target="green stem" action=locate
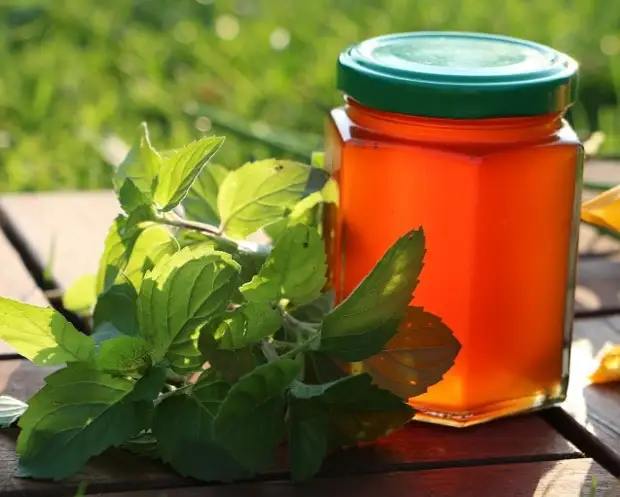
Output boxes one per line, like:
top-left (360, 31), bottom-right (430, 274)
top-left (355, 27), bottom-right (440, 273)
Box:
top-left (261, 340), bottom-right (281, 361)
top-left (155, 384), bottom-right (191, 404)
top-left (156, 215), bottom-right (222, 237)
top-left (281, 333), bottom-right (320, 359)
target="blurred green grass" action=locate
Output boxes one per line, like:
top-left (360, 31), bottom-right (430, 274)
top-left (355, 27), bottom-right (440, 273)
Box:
top-left (0, 0), bottom-right (619, 192)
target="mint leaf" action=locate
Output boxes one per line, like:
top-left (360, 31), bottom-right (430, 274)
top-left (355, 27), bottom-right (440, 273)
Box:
top-left (165, 323), bottom-right (204, 375)
top-left (183, 163), bottom-right (229, 225)
top-left (138, 245), bottom-right (240, 362)
top-left (0, 396), bottom-right (28, 428)
top-left (290, 373), bottom-right (414, 447)
top-left (212, 359), bottom-right (301, 472)
top-left (153, 376), bottom-right (250, 482)
top-left (96, 216), bottom-right (139, 293)
top-left (122, 226), bottom-right (179, 291)
top-left (93, 278), bottom-right (139, 336)
top-left (363, 307), bottom-right (461, 399)
top-left (17, 363), bottom-right (155, 479)
top-left (91, 323), bottom-right (123, 346)
top-left (304, 351), bottom-right (346, 385)
top-left (96, 336), bottom-right (153, 375)
top-left (292, 291), bottom-right (335, 324)
top-left (113, 122), bottom-right (161, 197)
top-left (320, 229), bottom-right (425, 362)
top-left (210, 302), bottom-right (281, 350)
top-left (122, 433), bottom-right (160, 460)
top-left (241, 225), bottom-right (326, 306)
top-left (154, 136), bottom-right (224, 212)
top-left (0, 298), bottom-right (94, 366)
top-left (96, 220), bottom-right (177, 294)
top-left (199, 333), bottom-right (263, 382)
top-left (288, 397), bottom-right (328, 482)
top-left (311, 151), bottom-right (325, 169)
top-left (119, 178), bottom-right (152, 214)
top-left (62, 274), bottom-right (97, 315)
top-left (218, 159), bottom-right (320, 238)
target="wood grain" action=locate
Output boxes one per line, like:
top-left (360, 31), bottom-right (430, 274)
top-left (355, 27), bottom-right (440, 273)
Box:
top-left (0, 191), bottom-right (118, 291)
top-left (0, 231), bottom-right (50, 355)
top-left (85, 459), bottom-right (619, 497)
top-left (0, 358), bottom-right (582, 496)
top-left (560, 317), bottom-right (620, 472)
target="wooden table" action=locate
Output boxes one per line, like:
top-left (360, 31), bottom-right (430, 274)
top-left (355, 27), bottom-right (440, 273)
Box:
top-left (1, 182), bottom-right (620, 495)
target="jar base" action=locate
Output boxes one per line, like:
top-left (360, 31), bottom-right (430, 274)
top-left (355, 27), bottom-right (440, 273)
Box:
top-left (410, 391), bottom-right (565, 428)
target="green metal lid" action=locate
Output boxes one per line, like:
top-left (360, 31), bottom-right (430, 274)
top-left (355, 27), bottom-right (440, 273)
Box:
top-left (337, 31), bottom-right (579, 119)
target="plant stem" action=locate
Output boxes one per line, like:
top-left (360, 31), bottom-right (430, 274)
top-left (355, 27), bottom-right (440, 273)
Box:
top-left (261, 340), bottom-right (281, 361)
top-left (156, 215), bottom-right (222, 237)
top-left (281, 333), bottom-right (320, 359)
top-left (155, 384), bottom-right (191, 404)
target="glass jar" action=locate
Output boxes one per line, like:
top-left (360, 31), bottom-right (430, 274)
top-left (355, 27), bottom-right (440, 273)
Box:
top-left (323, 32), bottom-right (583, 427)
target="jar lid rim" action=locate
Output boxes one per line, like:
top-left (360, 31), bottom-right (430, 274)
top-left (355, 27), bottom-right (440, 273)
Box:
top-left (337, 31), bottom-right (579, 119)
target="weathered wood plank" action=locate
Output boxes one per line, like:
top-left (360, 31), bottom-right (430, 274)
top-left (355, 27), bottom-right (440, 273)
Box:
top-left (575, 257), bottom-right (620, 315)
top-left (0, 359), bottom-right (582, 496)
top-left (0, 415), bottom-right (581, 497)
top-left (0, 191), bottom-right (118, 291)
top-left (0, 231), bottom-right (51, 355)
top-left (84, 460), bottom-right (618, 497)
top-left (0, 360), bottom-right (58, 401)
top-left (559, 317), bottom-right (620, 473)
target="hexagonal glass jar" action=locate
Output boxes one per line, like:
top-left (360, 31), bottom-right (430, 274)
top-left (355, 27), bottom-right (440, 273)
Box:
top-left (323, 32), bottom-right (583, 427)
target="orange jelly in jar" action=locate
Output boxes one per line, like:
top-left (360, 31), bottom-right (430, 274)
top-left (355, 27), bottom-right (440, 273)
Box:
top-left (324, 32), bottom-right (582, 427)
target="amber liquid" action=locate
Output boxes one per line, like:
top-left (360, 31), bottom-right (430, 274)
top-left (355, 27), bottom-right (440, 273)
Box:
top-left (324, 103), bottom-right (582, 426)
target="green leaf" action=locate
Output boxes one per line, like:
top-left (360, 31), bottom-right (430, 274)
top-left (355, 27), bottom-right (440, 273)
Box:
top-left (320, 229), bottom-right (425, 362)
top-left (138, 245), bottom-right (240, 362)
top-left (119, 178), bottom-right (152, 214)
top-left (0, 396), bottom-right (28, 428)
top-left (123, 226), bottom-right (180, 291)
top-left (17, 363), bottom-right (155, 479)
top-left (290, 373), bottom-right (414, 448)
top-left (153, 377), bottom-right (250, 482)
top-left (183, 163), bottom-right (229, 225)
top-left (292, 291), bottom-right (335, 324)
top-left (212, 359), bottom-right (301, 472)
top-left (288, 397), bottom-right (328, 482)
top-left (96, 220), bottom-right (177, 294)
top-left (199, 333), bottom-right (263, 383)
top-left (113, 122), bottom-right (161, 197)
top-left (62, 274), bottom-right (97, 314)
top-left (154, 136), bottom-right (224, 212)
top-left (241, 225), bottom-right (326, 306)
top-left (363, 307), bottom-right (461, 399)
top-left (96, 336), bottom-right (153, 375)
top-left (0, 298), bottom-right (94, 366)
top-left (210, 302), bottom-right (281, 350)
top-left (96, 216), bottom-right (139, 294)
top-left (121, 433), bottom-right (160, 460)
top-left (90, 323), bottom-right (123, 346)
top-left (311, 151), bottom-right (325, 169)
top-left (304, 351), bottom-right (346, 385)
top-left (165, 323), bottom-right (204, 375)
top-left (218, 159), bottom-right (320, 238)
top-left (93, 278), bottom-right (139, 336)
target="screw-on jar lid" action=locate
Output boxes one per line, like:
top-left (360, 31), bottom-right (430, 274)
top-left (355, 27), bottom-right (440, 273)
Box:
top-left (337, 31), bottom-right (579, 119)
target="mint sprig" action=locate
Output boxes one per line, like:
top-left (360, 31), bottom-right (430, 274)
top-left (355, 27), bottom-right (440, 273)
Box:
top-left (0, 123), bottom-right (461, 483)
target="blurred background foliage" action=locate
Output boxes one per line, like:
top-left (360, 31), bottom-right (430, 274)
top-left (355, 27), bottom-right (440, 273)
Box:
top-left (0, 0), bottom-right (619, 192)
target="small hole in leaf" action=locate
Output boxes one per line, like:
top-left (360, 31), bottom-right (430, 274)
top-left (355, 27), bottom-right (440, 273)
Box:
top-left (275, 164), bottom-right (284, 172)
top-left (303, 242), bottom-right (309, 248)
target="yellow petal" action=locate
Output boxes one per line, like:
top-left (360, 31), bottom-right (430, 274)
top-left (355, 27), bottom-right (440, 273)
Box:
top-left (588, 344), bottom-right (620, 384)
top-left (581, 184), bottom-right (620, 232)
